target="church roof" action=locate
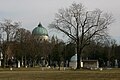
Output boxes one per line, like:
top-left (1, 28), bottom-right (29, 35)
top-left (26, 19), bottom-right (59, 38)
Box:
top-left (32, 23), bottom-right (48, 36)
top-left (71, 54), bottom-right (77, 61)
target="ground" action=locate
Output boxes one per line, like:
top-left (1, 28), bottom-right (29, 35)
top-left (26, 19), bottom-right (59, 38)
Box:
top-left (0, 68), bottom-right (120, 80)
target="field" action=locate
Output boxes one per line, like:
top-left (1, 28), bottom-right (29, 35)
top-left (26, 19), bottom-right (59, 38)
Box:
top-left (0, 68), bottom-right (120, 80)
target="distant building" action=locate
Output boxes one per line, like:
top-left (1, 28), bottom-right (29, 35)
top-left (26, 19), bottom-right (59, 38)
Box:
top-left (82, 60), bottom-right (99, 69)
top-left (69, 54), bottom-right (99, 69)
top-left (69, 54), bottom-right (77, 69)
top-left (32, 23), bottom-right (48, 41)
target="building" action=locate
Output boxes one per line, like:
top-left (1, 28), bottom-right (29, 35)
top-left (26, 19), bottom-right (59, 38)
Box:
top-left (69, 54), bottom-right (99, 69)
top-left (82, 60), bottom-right (99, 69)
top-left (32, 23), bottom-right (48, 41)
top-left (69, 54), bottom-right (77, 69)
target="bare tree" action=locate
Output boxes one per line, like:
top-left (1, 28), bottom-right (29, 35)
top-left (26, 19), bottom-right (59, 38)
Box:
top-left (49, 3), bottom-right (114, 69)
top-left (0, 19), bottom-right (20, 41)
top-left (0, 19), bottom-right (20, 67)
top-left (14, 28), bottom-right (31, 42)
top-left (14, 28), bottom-right (32, 67)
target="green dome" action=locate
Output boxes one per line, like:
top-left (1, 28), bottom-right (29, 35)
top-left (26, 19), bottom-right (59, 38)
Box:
top-left (32, 23), bottom-right (48, 36)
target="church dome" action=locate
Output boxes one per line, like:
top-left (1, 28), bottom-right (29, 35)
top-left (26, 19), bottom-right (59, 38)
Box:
top-left (71, 54), bottom-right (77, 61)
top-left (32, 23), bottom-right (48, 36)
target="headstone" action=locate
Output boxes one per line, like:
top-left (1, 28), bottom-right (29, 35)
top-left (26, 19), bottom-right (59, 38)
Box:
top-left (25, 66), bottom-right (27, 68)
top-left (100, 68), bottom-right (103, 71)
top-left (61, 61), bottom-right (64, 67)
top-left (115, 59), bottom-right (118, 68)
top-left (10, 68), bottom-right (13, 70)
top-left (18, 61), bottom-right (20, 68)
top-left (81, 62), bottom-right (83, 68)
top-left (47, 66), bottom-right (51, 69)
top-left (97, 60), bottom-right (99, 68)
top-left (66, 60), bottom-right (68, 67)
top-left (0, 60), bottom-right (1, 66)
top-left (0, 52), bottom-right (3, 67)
top-left (107, 61), bottom-right (110, 67)
top-left (22, 62), bottom-right (24, 66)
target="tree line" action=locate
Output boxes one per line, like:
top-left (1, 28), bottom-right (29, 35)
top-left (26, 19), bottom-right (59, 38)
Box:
top-left (0, 3), bottom-right (119, 69)
top-left (0, 19), bottom-right (119, 68)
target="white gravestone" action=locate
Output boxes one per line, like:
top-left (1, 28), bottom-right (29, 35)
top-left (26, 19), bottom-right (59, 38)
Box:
top-left (115, 59), bottom-right (118, 68)
top-left (0, 60), bottom-right (1, 66)
top-left (18, 61), bottom-right (20, 68)
top-left (81, 62), bottom-right (83, 68)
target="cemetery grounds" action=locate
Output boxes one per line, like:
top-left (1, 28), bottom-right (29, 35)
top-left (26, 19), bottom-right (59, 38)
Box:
top-left (0, 67), bottom-right (120, 80)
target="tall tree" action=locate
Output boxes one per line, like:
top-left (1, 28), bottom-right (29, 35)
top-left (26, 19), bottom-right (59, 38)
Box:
top-left (0, 19), bottom-right (20, 41)
top-left (0, 19), bottom-right (20, 67)
top-left (49, 3), bottom-right (113, 69)
top-left (14, 28), bottom-right (32, 67)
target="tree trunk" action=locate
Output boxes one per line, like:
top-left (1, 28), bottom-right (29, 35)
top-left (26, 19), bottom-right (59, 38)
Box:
top-left (76, 37), bottom-right (80, 69)
top-left (76, 37), bottom-right (82, 69)
top-left (32, 60), bottom-right (35, 67)
top-left (24, 55), bottom-right (27, 67)
top-left (3, 54), bottom-right (6, 68)
top-left (77, 53), bottom-right (80, 69)
top-left (48, 54), bottom-right (51, 66)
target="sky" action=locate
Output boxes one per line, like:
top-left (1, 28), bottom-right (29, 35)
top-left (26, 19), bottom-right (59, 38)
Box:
top-left (0, 0), bottom-right (120, 43)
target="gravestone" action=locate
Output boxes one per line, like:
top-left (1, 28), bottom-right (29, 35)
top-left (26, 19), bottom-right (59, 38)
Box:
top-left (81, 62), bottom-right (83, 68)
top-left (0, 52), bottom-right (3, 66)
top-left (0, 60), bottom-right (1, 66)
top-left (107, 61), bottom-right (110, 67)
top-left (10, 68), bottom-right (12, 70)
top-left (18, 60), bottom-right (20, 68)
top-left (115, 59), bottom-right (118, 68)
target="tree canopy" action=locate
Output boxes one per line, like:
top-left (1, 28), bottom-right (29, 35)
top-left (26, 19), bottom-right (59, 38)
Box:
top-left (49, 3), bottom-right (114, 69)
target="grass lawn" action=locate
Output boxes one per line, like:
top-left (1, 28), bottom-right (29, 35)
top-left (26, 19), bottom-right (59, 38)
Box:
top-left (0, 68), bottom-right (120, 80)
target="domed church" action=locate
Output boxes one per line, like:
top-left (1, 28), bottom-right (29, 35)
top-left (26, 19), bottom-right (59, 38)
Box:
top-left (32, 23), bottom-right (49, 41)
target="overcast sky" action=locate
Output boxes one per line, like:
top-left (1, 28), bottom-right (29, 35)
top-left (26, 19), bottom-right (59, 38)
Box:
top-left (0, 0), bottom-right (120, 43)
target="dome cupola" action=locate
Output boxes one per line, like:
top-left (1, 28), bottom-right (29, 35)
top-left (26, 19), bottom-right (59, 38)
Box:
top-left (32, 23), bottom-right (48, 41)
top-left (32, 23), bottom-right (48, 36)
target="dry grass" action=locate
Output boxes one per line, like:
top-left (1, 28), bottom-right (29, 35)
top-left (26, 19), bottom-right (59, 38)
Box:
top-left (0, 68), bottom-right (120, 80)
